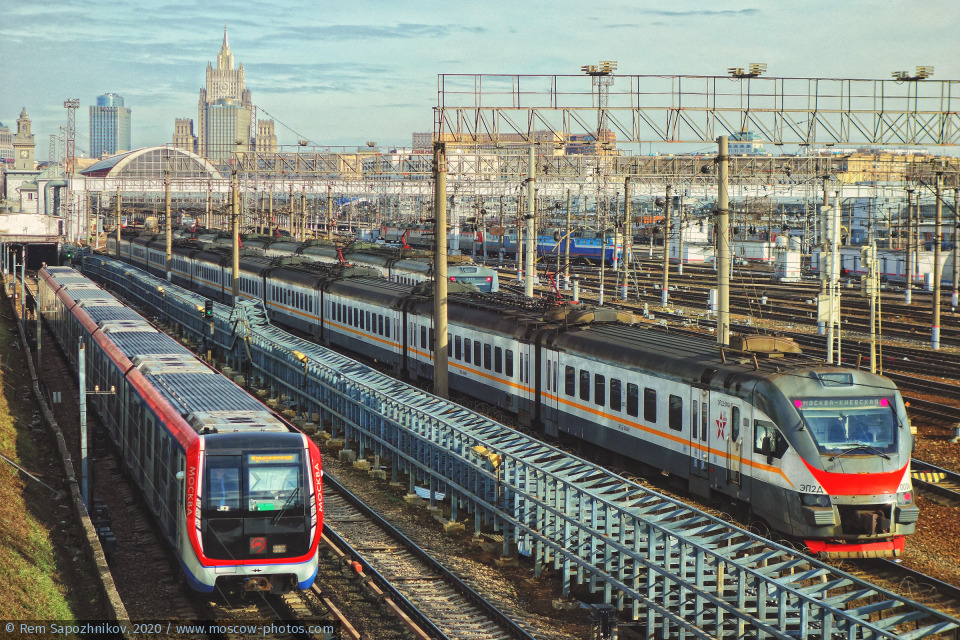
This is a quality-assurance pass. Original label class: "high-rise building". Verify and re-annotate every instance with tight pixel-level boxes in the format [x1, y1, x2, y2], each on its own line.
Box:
[172, 118, 197, 154]
[0, 122, 13, 162]
[181, 27, 275, 164]
[89, 93, 132, 158]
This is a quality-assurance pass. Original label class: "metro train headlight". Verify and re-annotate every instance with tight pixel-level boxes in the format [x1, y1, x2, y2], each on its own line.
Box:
[800, 493, 831, 508]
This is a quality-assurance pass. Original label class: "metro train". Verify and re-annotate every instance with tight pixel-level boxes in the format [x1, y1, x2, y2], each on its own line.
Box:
[98, 238, 919, 558]
[169, 231, 499, 293]
[39, 266, 324, 593]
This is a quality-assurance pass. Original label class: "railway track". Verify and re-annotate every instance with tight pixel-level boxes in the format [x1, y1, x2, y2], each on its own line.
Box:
[859, 559, 960, 619]
[322, 472, 542, 640]
[912, 460, 960, 507]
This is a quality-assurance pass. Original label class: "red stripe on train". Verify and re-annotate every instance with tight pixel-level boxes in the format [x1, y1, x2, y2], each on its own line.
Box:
[800, 458, 907, 495]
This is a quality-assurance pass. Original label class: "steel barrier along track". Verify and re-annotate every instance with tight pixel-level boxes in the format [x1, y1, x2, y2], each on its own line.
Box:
[82, 255, 960, 640]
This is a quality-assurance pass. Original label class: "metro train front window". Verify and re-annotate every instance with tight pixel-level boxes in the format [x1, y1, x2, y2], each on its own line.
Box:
[246, 452, 303, 512]
[794, 397, 898, 454]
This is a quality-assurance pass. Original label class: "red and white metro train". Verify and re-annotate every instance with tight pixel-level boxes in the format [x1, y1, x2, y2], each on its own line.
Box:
[39, 266, 323, 593]
[100, 236, 920, 558]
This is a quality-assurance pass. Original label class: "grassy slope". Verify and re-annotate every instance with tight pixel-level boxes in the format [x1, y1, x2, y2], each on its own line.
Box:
[0, 310, 76, 620]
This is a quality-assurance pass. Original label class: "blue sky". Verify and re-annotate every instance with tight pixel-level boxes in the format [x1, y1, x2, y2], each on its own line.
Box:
[2, 0, 957, 158]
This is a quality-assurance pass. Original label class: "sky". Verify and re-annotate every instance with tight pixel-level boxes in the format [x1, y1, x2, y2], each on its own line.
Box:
[2, 0, 958, 160]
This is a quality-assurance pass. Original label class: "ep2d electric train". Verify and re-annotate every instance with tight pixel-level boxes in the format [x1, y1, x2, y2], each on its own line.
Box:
[98, 239, 920, 558]
[38, 266, 323, 593]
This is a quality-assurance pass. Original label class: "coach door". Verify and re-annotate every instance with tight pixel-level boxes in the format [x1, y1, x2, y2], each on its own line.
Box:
[689, 388, 708, 479]
[726, 403, 743, 487]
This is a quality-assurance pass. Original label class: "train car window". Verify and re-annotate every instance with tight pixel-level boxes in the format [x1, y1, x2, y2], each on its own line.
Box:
[447, 334, 452, 357]
[430, 328, 435, 352]
[691, 401, 698, 435]
[731, 406, 741, 441]
[644, 388, 658, 423]
[366, 311, 372, 331]
[701, 401, 708, 440]
[565, 366, 575, 396]
[594, 374, 605, 406]
[420, 326, 427, 350]
[495, 347, 503, 374]
[385, 317, 391, 337]
[483, 344, 491, 370]
[668, 395, 683, 431]
[554, 363, 559, 392]
[519, 354, 524, 381]
[546, 361, 551, 390]
[474, 341, 482, 365]
[610, 378, 622, 412]
[464, 339, 472, 363]
[579, 370, 590, 401]
[455, 336, 462, 360]
[506, 350, 514, 377]
[378, 315, 384, 336]
[626, 383, 639, 417]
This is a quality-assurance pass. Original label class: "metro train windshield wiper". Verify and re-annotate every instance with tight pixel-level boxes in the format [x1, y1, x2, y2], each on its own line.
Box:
[828, 443, 891, 462]
[270, 487, 300, 525]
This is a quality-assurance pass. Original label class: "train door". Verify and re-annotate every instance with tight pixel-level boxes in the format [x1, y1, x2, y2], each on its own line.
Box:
[517, 342, 535, 426]
[726, 403, 744, 488]
[688, 388, 709, 493]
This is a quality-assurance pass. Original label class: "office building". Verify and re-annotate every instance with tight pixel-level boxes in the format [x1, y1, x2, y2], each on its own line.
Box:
[89, 93, 132, 158]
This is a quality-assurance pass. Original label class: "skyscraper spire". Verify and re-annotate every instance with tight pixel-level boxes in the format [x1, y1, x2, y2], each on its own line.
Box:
[217, 24, 234, 70]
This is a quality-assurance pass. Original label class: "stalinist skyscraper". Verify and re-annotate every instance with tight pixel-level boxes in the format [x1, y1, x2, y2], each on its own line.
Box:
[174, 27, 276, 164]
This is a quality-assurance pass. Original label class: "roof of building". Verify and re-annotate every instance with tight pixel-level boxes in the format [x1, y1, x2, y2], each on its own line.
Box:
[80, 146, 223, 180]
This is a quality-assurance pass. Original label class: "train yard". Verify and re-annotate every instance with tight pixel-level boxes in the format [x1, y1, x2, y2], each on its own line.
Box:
[9, 245, 960, 639]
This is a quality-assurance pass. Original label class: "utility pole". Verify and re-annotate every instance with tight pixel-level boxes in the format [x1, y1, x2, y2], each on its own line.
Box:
[433, 142, 449, 398]
[818, 177, 829, 335]
[524, 146, 536, 298]
[953, 189, 959, 309]
[114, 187, 121, 259]
[327, 186, 334, 240]
[932, 172, 942, 350]
[717, 137, 730, 346]
[661, 184, 672, 307]
[622, 177, 631, 299]
[905, 188, 914, 304]
[826, 192, 842, 365]
[563, 189, 572, 289]
[164, 172, 172, 281]
[677, 191, 684, 276]
[231, 168, 240, 302]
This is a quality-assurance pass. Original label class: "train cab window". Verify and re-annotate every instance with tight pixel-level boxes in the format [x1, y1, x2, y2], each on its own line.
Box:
[754, 420, 787, 458]
[474, 341, 481, 365]
[594, 374, 605, 406]
[565, 366, 575, 396]
[626, 383, 639, 417]
[495, 347, 503, 374]
[579, 370, 590, 401]
[610, 378, 622, 412]
[247, 453, 303, 512]
[505, 350, 514, 377]
[464, 339, 472, 364]
[455, 336, 462, 360]
[207, 463, 241, 512]
[483, 344, 492, 370]
[668, 395, 683, 431]
[644, 388, 658, 423]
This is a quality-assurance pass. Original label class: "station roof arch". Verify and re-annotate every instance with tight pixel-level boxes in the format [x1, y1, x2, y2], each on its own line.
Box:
[81, 147, 224, 180]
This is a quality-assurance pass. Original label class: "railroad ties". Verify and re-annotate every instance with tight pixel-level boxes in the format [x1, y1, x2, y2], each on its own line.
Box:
[83, 254, 960, 640]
